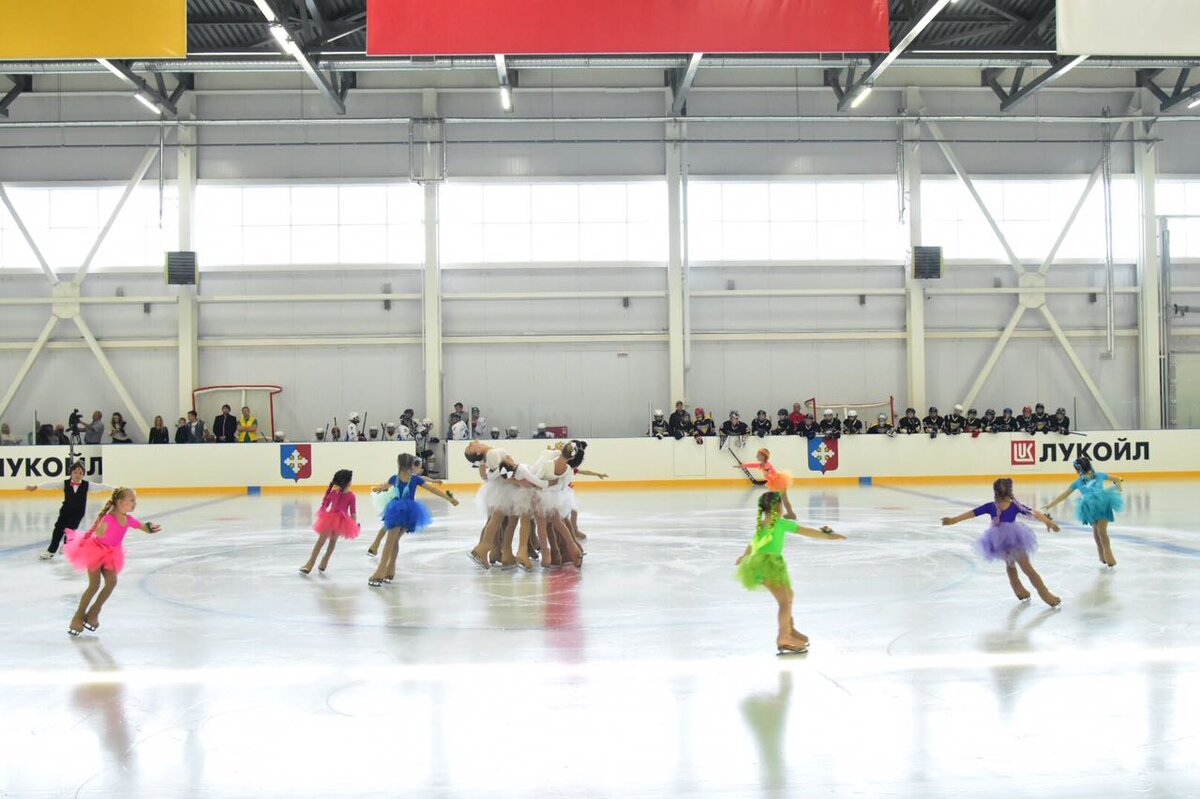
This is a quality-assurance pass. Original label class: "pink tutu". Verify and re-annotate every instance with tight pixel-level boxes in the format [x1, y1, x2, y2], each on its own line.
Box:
[313, 508, 361, 539]
[63, 530, 126, 573]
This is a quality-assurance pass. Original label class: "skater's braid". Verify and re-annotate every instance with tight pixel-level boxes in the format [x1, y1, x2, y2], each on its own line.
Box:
[756, 491, 781, 530]
[993, 478, 1014, 500]
[89, 487, 132, 531]
[327, 469, 353, 493]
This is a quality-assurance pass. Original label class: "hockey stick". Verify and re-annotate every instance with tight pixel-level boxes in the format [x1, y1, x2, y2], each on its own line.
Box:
[728, 446, 767, 486]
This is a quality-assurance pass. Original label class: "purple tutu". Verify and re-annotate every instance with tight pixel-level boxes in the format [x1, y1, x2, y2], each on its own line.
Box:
[975, 520, 1038, 563]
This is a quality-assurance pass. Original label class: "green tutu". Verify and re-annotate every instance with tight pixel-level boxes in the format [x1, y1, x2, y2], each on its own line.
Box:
[737, 552, 791, 590]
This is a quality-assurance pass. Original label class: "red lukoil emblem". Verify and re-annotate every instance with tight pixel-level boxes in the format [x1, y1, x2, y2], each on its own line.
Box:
[1011, 440, 1036, 467]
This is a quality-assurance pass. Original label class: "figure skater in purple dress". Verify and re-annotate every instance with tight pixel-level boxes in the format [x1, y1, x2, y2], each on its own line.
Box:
[941, 478, 1062, 608]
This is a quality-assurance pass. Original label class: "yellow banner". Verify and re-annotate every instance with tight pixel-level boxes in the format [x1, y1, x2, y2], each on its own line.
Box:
[0, 0, 187, 60]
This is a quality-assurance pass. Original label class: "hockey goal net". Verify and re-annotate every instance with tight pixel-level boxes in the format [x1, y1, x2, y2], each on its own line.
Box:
[192, 385, 282, 441]
[805, 395, 895, 426]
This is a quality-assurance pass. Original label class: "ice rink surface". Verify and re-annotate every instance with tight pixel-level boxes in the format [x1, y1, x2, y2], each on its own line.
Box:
[1, 480, 1198, 798]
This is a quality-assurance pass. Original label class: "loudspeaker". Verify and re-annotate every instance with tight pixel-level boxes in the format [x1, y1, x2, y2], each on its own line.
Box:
[165, 251, 198, 286]
[913, 245, 943, 280]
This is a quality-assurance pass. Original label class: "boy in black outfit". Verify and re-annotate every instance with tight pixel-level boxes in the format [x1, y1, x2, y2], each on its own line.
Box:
[751, 410, 773, 438]
[773, 409, 794, 436]
[898, 408, 921, 434]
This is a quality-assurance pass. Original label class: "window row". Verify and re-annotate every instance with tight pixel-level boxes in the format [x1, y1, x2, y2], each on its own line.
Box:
[2, 178, 1199, 270]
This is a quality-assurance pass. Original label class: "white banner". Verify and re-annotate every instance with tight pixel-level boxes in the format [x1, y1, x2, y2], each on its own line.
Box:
[1058, 0, 1200, 56]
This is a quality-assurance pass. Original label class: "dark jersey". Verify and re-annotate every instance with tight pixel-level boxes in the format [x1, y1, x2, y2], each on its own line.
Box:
[842, 418, 864, 435]
[798, 421, 821, 439]
[818, 418, 842, 436]
[867, 421, 893, 435]
[694, 419, 715, 436]
[650, 419, 669, 437]
[991, 416, 1019, 433]
[943, 414, 967, 435]
[751, 418, 772, 437]
[922, 414, 943, 433]
[1029, 412, 1053, 434]
[773, 418, 794, 436]
[898, 417, 922, 434]
[1016, 415, 1034, 432]
[668, 411, 688, 437]
[1051, 414, 1071, 435]
[720, 420, 749, 437]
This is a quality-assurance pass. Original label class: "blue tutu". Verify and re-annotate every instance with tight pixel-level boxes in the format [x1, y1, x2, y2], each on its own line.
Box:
[975, 521, 1038, 563]
[381, 497, 432, 533]
[1075, 487, 1124, 525]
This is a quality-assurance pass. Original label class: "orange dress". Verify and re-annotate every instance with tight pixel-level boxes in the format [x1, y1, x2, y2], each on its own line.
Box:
[742, 461, 793, 492]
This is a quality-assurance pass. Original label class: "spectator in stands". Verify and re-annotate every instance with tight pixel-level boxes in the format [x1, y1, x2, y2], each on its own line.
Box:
[964, 408, 984, 434]
[53, 425, 71, 445]
[0, 422, 19, 445]
[449, 413, 470, 440]
[186, 410, 205, 443]
[506, 425, 520, 440]
[109, 412, 132, 444]
[236, 406, 258, 443]
[649, 410, 669, 439]
[174, 417, 190, 444]
[797, 414, 821, 440]
[489, 427, 501, 440]
[1016, 405, 1035, 433]
[693, 409, 715, 438]
[867, 413, 893, 435]
[992, 408, 1019, 433]
[921, 407, 942, 437]
[273, 431, 287, 442]
[667, 401, 688, 438]
[400, 409, 416, 432]
[719, 411, 749, 449]
[982, 408, 999, 432]
[148, 415, 171, 444]
[898, 407, 921, 435]
[818, 409, 841, 438]
[788, 402, 806, 430]
[751, 410, 772, 438]
[381, 422, 398, 441]
[36, 424, 55, 445]
[534, 422, 554, 439]
[314, 428, 327, 442]
[1029, 403, 1053, 434]
[213, 405, 237, 443]
[345, 412, 362, 442]
[471, 407, 488, 438]
[842, 409, 864, 435]
[448, 402, 465, 438]
[1051, 407, 1071, 435]
[773, 409, 794, 436]
[943, 404, 967, 435]
[329, 425, 341, 442]
[672, 408, 694, 440]
[83, 411, 105, 445]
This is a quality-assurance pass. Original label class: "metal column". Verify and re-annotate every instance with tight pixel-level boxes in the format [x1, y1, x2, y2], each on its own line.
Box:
[421, 89, 444, 424]
[665, 116, 688, 406]
[177, 95, 200, 414]
[903, 88, 926, 412]
[1135, 105, 1164, 428]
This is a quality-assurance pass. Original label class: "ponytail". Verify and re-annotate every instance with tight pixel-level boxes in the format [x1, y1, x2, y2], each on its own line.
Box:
[88, 486, 130, 532]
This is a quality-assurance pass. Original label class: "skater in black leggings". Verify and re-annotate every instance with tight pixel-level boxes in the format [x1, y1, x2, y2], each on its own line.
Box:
[26, 461, 114, 561]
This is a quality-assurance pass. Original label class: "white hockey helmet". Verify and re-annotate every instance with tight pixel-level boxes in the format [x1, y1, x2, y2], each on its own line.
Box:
[954, 403, 964, 412]
[654, 409, 664, 417]
[847, 409, 858, 417]
[823, 408, 834, 416]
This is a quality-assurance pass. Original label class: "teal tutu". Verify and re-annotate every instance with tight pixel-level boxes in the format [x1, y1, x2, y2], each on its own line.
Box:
[736, 552, 791, 590]
[1075, 487, 1124, 525]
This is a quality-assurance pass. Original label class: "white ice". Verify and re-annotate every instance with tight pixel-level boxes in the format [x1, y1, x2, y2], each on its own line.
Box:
[1, 481, 1198, 798]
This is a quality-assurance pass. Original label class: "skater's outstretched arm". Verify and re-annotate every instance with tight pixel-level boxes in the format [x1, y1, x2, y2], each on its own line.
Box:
[420, 483, 460, 506]
[1042, 486, 1074, 511]
[1028, 508, 1060, 532]
[1107, 475, 1124, 490]
[941, 510, 974, 526]
[780, 519, 845, 540]
[576, 469, 608, 479]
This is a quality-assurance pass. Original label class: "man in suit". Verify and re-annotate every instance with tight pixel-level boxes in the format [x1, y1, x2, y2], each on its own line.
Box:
[187, 410, 206, 443]
[213, 404, 238, 443]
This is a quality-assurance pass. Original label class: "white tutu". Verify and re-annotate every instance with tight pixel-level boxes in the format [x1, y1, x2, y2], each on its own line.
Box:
[506, 484, 536, 518]
[535, 487, 573, 518]
[476, 478, 521, 518]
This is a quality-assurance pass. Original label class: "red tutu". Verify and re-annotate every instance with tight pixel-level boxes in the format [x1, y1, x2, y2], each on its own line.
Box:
[62, 530, 126, 573]
[313, 508, 361, 539]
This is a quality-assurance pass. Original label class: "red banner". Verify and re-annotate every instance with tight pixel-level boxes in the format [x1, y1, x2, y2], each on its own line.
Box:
[367, 0, 889, 56]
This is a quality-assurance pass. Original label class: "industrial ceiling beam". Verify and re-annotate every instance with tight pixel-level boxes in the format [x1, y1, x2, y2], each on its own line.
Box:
[495, 54, 515, 112]
[0, 75, 32, 117]
[834, 0, 957, 111]
[96, 59, 182, 116]
[1137, 68, 1200, 113]
[251, 0, 347, 114]
[671, 53, 703, 116]
[982, 55, 1089, 111]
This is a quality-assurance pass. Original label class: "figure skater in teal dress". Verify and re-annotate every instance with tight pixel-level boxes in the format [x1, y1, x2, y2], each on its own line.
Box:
[1043, 455, 1125, 568]
[735, 492, 844, 654]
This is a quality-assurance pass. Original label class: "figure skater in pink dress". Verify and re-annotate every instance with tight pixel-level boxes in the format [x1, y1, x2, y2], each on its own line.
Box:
[63, 487, 161, 636]
[301, 469, 360, 575]
[941, 478, 1062, 607]
[739, 448, 797, 519]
